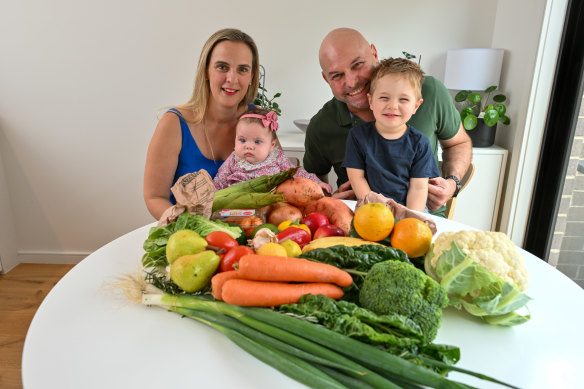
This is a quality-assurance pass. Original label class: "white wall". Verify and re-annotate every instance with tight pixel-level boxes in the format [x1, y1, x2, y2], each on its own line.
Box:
[0, 0, 552, 268]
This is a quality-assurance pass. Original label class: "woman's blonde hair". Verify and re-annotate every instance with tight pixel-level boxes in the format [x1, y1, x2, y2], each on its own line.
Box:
[178, 28, 260, 123]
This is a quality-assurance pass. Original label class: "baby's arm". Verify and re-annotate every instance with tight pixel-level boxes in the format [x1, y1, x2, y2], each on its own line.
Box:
[213, 153, 236, 190]
[406, 177, 429, 212]
[346, 168, 371, 200]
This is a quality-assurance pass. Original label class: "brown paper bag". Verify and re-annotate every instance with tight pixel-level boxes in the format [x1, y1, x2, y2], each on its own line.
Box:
[355, 192, 437, 235]
[157, 170, 215, 226]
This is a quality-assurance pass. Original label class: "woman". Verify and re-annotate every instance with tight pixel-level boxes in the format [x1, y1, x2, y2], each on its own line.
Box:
[143, 28, 260, 219]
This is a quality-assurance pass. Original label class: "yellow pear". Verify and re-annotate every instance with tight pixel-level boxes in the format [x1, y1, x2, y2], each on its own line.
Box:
[166, 229, 207, 264]
[169, 250, 220, 293]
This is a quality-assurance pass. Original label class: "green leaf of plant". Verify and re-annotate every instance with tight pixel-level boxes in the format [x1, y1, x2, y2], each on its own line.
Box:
[494, 103, 506, 116]
[484, 109, 500, 126]
[454, 90, 469, 102]
[493, 94, 507, 103]
[274, 92, 281, 98]
[463, 114, 478, 130]
[499, 115, 511, 125]
[485, 85, 497, 93]
[468, 92, 482, 104]
[460, 107, 473, 121]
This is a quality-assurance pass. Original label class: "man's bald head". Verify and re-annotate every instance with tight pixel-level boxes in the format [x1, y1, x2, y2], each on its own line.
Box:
[319, 28, 372, 71]
[318, 28, 379, 112]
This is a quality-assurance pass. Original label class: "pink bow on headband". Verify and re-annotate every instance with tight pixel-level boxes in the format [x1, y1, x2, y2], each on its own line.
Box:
[240, 110, 279, 131]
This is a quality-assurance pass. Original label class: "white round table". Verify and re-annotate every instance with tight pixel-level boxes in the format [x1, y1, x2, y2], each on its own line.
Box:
[22, 214, 584, 389]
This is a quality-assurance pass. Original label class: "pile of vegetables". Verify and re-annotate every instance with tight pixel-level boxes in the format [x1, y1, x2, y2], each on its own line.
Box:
[135, 170, 531, 388]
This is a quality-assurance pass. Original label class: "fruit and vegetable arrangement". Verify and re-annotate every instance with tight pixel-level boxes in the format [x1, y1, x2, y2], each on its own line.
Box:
[136, 169, 529, 389]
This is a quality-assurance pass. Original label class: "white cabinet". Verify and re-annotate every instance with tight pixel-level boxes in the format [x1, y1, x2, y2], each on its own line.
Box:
[442, 146, 508, 231]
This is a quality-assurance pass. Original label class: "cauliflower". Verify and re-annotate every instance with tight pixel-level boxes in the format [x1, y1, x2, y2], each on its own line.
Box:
[431, 231, 529, 291]
[425, 231, 531, 326]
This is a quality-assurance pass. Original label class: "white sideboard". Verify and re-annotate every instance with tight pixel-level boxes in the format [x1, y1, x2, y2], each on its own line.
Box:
[443, 146, 508, 231]
[279, 130, 507, 231]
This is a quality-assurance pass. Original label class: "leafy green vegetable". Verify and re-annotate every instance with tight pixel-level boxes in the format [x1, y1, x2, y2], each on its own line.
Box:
[278, 295, 462, 374]
[174, 213, 243, 239]
[425, 241, 531, 326]
[279, 294, 424, 347]
[300, 244, 410, 271]
[359, 261, 449, 342]
[141, 212, 245, 294]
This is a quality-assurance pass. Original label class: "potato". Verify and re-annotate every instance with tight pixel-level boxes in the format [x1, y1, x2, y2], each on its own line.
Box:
[267, 203, 303, 226]
[275, 177, 324, 207]
[303, 197, 354, 236]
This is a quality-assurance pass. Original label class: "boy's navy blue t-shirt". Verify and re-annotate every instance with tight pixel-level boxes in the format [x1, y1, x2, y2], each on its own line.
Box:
[342, 122, 440, 206]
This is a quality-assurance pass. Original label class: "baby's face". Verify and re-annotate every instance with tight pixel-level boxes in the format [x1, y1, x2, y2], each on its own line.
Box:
[368, 74, 423, 134]
[234, 121, 276, 163]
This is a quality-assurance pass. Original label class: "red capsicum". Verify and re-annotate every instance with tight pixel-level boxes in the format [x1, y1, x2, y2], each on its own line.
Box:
[276, 227, 311, 248]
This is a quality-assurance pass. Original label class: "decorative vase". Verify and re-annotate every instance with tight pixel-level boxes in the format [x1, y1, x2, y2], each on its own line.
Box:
[466, 118, 496, 147]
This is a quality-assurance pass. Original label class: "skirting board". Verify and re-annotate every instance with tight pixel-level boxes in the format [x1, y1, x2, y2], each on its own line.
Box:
[17, 251, 90, 265]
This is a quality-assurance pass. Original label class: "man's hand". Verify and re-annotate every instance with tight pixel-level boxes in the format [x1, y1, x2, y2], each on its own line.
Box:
[427, 177, 457, 211]
[331, 180, 356, 200]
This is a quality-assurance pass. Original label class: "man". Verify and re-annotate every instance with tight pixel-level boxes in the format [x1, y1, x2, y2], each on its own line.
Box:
[303, 28, 472, 215]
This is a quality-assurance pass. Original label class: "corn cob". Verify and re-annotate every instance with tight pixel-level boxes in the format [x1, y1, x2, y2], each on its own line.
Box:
[214, 167, 298, 197]
[212, 192, 285, 213]
[212, 168, 297, 211]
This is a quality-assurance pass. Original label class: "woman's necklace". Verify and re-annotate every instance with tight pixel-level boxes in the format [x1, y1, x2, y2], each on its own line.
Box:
[202, 119, 217, 162]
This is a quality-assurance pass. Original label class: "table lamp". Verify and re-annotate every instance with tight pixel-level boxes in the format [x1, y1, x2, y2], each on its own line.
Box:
[443, 48, 504, 90]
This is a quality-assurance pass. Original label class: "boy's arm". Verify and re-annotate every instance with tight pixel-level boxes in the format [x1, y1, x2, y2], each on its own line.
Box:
[406, 177, 429, 212]
[346, 168, 371, 200]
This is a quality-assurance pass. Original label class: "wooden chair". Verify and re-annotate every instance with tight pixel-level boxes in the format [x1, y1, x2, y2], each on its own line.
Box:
[443, 163, 475, 220]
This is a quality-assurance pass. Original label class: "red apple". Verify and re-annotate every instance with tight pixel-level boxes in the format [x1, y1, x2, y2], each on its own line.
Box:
[313, 224, 345, 239]
[301, 212, 330, 235]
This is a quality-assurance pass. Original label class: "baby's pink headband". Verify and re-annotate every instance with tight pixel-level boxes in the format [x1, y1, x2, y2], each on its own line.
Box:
[240, 110, 279, 131]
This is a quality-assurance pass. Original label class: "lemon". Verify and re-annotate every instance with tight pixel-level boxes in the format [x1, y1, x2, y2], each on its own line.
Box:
[279, 239, 302, 257]
[256, 242, 287, 257]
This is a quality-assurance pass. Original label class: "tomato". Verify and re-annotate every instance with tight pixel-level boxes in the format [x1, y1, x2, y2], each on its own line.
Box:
[205, 231, 239, 252]
[220, 245, 255, 272]
[301, 212, 330, 235]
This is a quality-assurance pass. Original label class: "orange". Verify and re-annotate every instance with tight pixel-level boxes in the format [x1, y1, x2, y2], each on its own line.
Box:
[390, 218, 433, 258]
[353, 203, 395, 241]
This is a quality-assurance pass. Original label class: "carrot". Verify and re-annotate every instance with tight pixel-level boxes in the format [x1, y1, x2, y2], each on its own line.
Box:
[237, 254, 353, 287]
[220, 279, 344, 306]
[211, 270, 240, 300]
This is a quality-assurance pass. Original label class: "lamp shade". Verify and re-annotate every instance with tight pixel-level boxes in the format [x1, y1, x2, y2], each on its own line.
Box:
[443, 48, 504, 90]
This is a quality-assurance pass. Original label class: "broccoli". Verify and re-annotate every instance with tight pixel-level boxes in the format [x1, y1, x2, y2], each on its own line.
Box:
[359, 260, 448, 342]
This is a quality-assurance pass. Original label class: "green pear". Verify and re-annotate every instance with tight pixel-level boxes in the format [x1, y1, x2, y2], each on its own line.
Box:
[169, 250, 220, 293]
[166, 229, 207, 264]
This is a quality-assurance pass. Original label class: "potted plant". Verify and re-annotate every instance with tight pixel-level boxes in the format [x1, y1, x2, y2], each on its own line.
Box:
[454, 86, 510, 147]
[254, 65, 282, 115]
